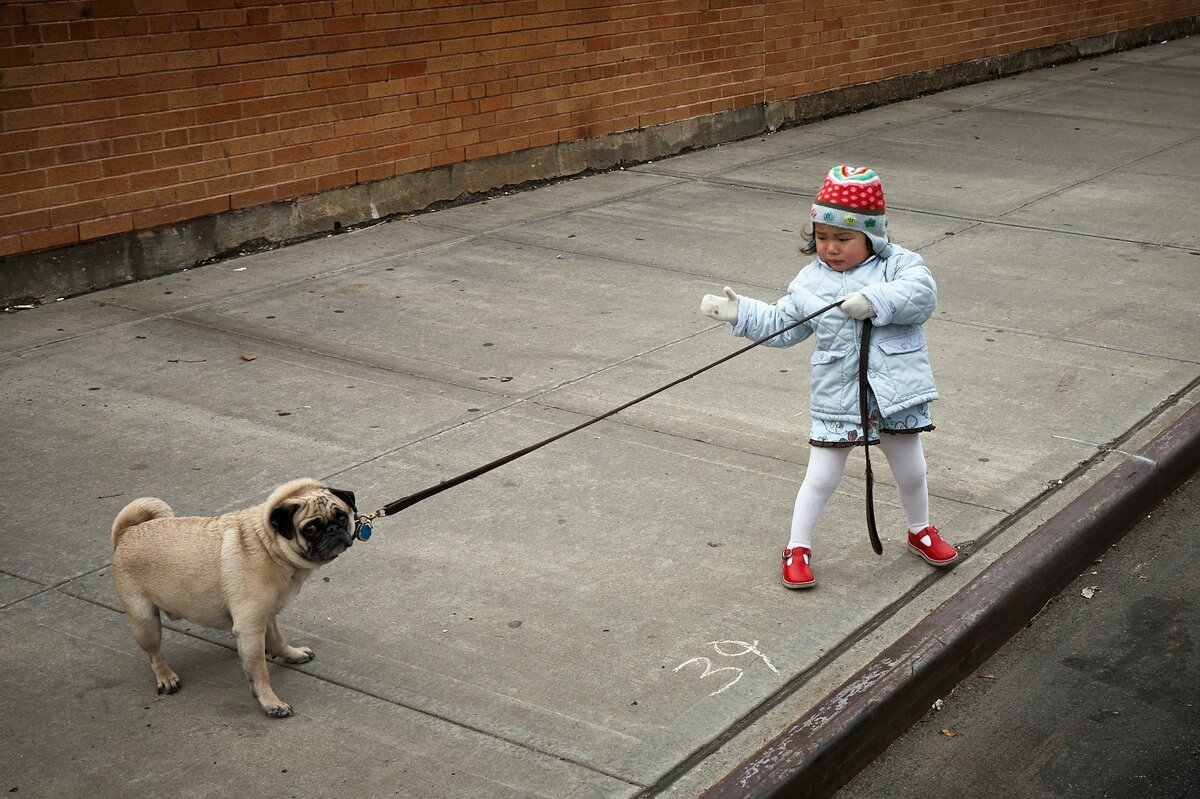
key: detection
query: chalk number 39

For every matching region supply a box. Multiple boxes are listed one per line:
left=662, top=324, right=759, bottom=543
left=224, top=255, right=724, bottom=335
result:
left=674, top=640, right=780, bottom=696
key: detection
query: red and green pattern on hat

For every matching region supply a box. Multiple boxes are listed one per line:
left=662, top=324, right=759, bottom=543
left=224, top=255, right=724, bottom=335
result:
left=810, top=165, right=889, bottom=254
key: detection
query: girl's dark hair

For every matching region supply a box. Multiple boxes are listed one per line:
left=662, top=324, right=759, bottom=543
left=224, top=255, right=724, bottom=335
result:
left=800, top=224, right=817, bottom=256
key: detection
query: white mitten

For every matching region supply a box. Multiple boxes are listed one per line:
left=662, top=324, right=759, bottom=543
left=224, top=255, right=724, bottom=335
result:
left=700, top=286, right=741, bottom=324
left=839, top=292, right=876, bottom=320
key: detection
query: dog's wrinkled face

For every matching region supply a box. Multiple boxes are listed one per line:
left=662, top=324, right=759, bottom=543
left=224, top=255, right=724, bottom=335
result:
left=268, top=487, right=357, bottom=563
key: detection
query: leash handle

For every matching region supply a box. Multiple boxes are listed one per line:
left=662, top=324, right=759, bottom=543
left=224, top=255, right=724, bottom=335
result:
left=370, top=298, right=846, bottom=520
left=858, top=317, right=882, bottom=555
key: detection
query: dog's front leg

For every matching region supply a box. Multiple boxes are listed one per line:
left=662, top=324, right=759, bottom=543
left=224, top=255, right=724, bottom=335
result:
left=232, top=617, right=291, bottom=717
left=266, top=617, right=314, bottom=664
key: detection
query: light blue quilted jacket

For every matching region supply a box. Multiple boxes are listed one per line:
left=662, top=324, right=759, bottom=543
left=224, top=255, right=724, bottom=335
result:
left=731, top=243, right=938, bottom=423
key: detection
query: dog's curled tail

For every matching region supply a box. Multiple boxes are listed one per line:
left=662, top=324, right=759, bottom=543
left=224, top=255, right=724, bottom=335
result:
left=111, top=498, right=174, bottom=550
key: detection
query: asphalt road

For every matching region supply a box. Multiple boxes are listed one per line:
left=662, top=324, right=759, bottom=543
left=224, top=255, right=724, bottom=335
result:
left=839, top=475, right=1200, bottom=799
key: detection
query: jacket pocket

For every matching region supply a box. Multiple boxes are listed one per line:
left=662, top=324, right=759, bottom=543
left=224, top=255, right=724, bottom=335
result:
left=876, top=330, right=925, bottom=355
left=811, top=349, right=847, bottom=365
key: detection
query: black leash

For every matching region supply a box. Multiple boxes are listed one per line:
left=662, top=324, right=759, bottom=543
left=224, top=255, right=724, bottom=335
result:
left=858, top=318, right=882, bottom=554
left=355, top=299, right=882, bottom=553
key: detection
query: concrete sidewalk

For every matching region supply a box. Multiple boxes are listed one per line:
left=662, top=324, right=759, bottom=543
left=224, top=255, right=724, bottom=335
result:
left=2, top=38, right=1198, bottom=799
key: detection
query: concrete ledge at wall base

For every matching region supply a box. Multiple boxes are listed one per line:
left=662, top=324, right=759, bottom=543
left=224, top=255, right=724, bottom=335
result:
left=2, top=16, right=1196, bottom=309
left=699, top=399, right=1200, bottom=799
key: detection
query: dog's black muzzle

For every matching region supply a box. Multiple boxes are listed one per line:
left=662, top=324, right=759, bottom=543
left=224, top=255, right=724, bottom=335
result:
left=305, top=524, right=354, bottom=563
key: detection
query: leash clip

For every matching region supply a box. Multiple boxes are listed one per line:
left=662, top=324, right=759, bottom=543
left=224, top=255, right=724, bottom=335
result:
left=354, top=509, right=384, bottom=542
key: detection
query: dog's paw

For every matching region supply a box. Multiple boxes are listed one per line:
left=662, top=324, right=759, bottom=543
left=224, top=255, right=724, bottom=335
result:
left=155, top=671, right=181, bottom=695
left=282, top=646, right=315, bottom=664
left=261, top=700, right=293, bottom=718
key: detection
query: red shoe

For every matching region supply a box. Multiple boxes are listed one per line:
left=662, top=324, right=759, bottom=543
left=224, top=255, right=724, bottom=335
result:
left=782, top=546, right=816, bottom=589
left=907, top=525, right=958, bottom=566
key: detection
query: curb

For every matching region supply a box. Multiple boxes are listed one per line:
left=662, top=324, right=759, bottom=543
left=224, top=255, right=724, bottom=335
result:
left=701, top=401, right=1200, bottom=799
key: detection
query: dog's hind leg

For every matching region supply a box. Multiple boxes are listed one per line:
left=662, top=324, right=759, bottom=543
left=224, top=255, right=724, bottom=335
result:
left=121, top=597, right=181, bottom=695
left=266, top=617, right=315, bottom=664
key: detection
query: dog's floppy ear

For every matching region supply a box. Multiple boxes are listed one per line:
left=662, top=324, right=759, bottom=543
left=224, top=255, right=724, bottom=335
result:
left=328, top=487, right=357, bottom=513
left=269, top=503, right=297, bottom=539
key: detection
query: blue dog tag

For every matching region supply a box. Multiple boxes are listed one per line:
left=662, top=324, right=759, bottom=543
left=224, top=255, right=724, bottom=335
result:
left=357, top=522, right=372, bottom=541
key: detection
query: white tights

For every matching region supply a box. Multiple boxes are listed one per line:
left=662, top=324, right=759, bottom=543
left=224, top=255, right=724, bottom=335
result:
left=787, top=434, right=930, bottom=550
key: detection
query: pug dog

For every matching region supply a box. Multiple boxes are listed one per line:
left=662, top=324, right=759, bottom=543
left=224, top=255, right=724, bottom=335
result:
left=110, top=478, right=356, bottom=717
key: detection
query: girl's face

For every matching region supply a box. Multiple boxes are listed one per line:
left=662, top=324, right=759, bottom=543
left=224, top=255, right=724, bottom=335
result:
left=813, top=224, right=871, bottom=272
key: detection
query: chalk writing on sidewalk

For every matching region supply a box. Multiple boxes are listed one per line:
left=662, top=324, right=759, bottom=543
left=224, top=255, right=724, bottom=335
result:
left=674, top=639, right=781, bottom=696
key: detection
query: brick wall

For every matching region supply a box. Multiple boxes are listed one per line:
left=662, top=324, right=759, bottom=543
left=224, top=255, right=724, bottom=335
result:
left=1, top=0, right=1196, bottom=269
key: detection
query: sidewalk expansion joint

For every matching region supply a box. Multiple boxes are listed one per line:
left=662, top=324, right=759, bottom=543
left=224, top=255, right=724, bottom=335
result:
left=938, top=316, right=1200, bottom=365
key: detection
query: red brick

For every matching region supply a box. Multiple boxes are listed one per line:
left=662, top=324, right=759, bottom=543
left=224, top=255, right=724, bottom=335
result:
left=388, top=60, right=428, bottom=79
left=199, top=169, right=245, bottom=197
left=78, top=175, right=132, bottom=200
left=429, top=147, right=464, bottom=169
left=315, top=169, right=357, bottom=191
left=78, top=214, right=135, bottom=241
left=130, top=167, right=182, bottom=192
left=465, top=140, right=500, bottom=160
left=21, top=225, right=79, bottom=253
left=356, top=161, right=396, bottom=182
left=270, top=177, right=318, bottom=201
left=91, top=116, right=148, bottom=139
left=0, top=151, right=27, bottom=173
left=58, top=59, right=122, bottom=82
left=0, top=88, right=34, bottom=111
left=133, top=196, right=229, bottom=230
left=156, top=180, right=214, bottom=205
left=46, top=161, right=104, bottom=186
left=99, top=188, right=159, bottom=216
left=194, top=102, right=244, bottom=125
left=115, top=93, right=172, bottom=116
left=6, top=167, right=48, bottom=193
left=36, top=142, right=97, bottom=168
left=0, top=208, right=50, bottom=237
left=102, top=151, right=159, bottom=176
left=391, top=153, right=432, bottom=174
left=0, top=234, right=22, bottom=258
left=51, top=198, right=109, bottom=227
left=4, top=105, right=65, bottom=130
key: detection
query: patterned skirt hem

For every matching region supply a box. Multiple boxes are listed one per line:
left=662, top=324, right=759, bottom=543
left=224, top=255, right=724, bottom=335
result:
left=809, top=424, right=935, bottom=448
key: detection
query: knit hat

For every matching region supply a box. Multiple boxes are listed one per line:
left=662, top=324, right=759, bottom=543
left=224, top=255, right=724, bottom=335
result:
left=810, top=165, right=888, bottom=254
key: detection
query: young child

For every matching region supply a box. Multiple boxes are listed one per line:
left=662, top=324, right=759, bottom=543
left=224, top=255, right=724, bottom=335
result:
left=700, top=165, right=958, bottom=589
